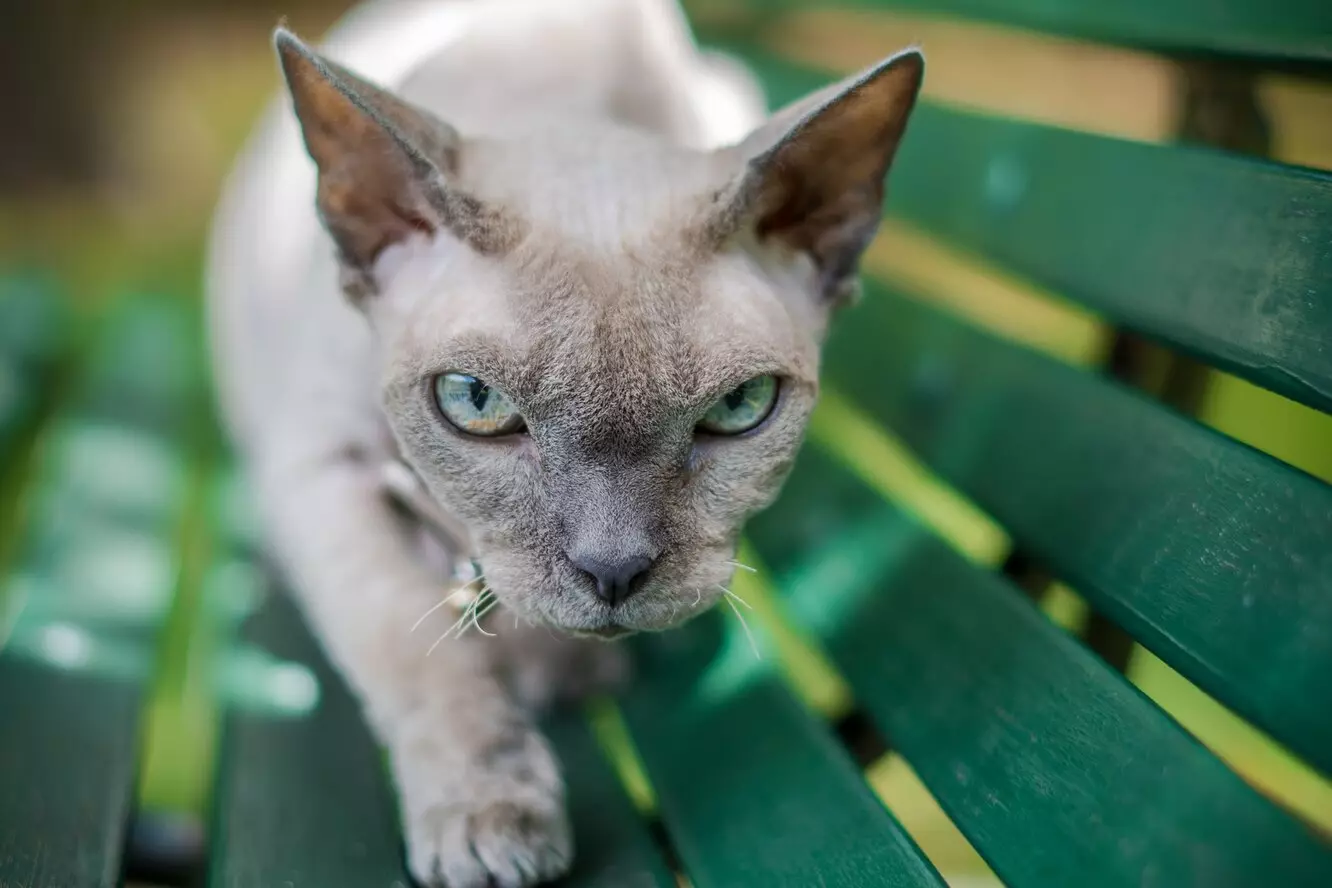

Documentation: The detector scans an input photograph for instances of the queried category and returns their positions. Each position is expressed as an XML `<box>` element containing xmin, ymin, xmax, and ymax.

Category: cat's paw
<box><xmin>405</xmin><ymin>796</ymin><xmax>572</xmax><ymax>888</ymax></box>
<box><xmin>396</xmin><ymin>722</ymin><xmax>570</xmax><ymax>887</ymax></box>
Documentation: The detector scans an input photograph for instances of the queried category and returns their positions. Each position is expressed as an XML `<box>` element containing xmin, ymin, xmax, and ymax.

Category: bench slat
<box><xmin>731</xmin><ymin>46</ymin><xmax>1332</xmax><ymax>414</ymax></box>
<box><xmin>718</xmin><ymin>0</ymin><xmax>1332</xmax><ymax>61</ymax></box>
<box><xmin>0</xmin><ymin>661</ymin><xmax>145</xmax><ymax>887</ymax></box>
<box><xmin>209</xmin><ymin>579</ymin><xmax>673</xmax><ymax>888</ymax></box>
<box><xmin>748</xmin><ymin>447</ymin><xmax>1332</xmax><ymax>887</ymax></box>
<box><xmin>0</xmin><ymin>297</ymin><xmax>195</xmax><ymax>888</ymax></box>
<box><xmin>622</xmin><ymin>619</ymin><xmax>946</xmax><ymax>888</ymax></box>
<box><xmin>0</xmin><ymin>277</ymin><xmax>65</xmax><ymax>477</ymax></box>
<box><xmin>208</xmin><ymin>581</ymin><xmax>412</xmax><ymax>888</ymax></box>
<box><xmin>821</xmin><ymin>276</ymin><xmax>1332</xmax><ymax>775</ymax></box>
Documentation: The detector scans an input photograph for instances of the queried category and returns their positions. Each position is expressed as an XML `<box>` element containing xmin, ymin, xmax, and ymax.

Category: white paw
<box><xmin>406</xmin><ymin>795</ymin><xmax>572</xmax><ymax>888</ymax></box>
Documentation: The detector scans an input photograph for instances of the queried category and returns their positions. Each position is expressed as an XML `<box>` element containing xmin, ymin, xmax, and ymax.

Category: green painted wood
<box><xmin>207</xmin><ymin>584</ymin><xmax>413</xmax><ymax>888</ymax></box>
<box><xmin>0</xmin><ymin>659</ymin><xmax>144</xmax><ymax>888</ymax></box>
<box><xmin>0</xmin><ymin>274</ymin><xmax>65</xmax><ymax>371</ymax></box>
<box><xmin>820</xmin><ymin>275</ymin><xmax>1332</xmax><ymax>775</ymax></box>
<box><xmin>711</xmin><ymin>0</ymin><xmax>1332</xmax><ymax>61</ymax></box>
<box><xmin>621</xmin><ymin>617</ymin><xmax>946</xmax><ymax>888</ymax></box>
<box><xmin>0</xmin><ymin>275</ymin><xmax>65</xmax><ymax>467</ymax></box>
<box><xmin>545</xmin><ymin>715</ymin><xmax>677</xmax><ymax>888</ymax></box>
<box><xmin>727</xmin><ymin>46</ymin><xmax>1332</xmax><ymax>415</ymax></box>
<box><xmin>748</xmin><ymin>446</ymin><xmax>1332</xmax><ymax>887</ymax></box>
<box><xmin>0</xmin><ymin>297</ymin><xmax>196</xmax><ymax>888</ymax></box>
<box><xmin>209</xmin><ymin>578</ymin><xmax>673</xmax><ymax>888</ymax></box>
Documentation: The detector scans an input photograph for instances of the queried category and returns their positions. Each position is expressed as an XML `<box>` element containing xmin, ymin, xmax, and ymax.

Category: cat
<box><xmin>205</xmin><ymin>0</ymin><xmax>922</xmax><ymax>884</ymax></box>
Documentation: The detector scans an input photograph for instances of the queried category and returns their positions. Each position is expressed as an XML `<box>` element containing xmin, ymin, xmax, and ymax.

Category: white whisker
<box><xmin>431</xmin><ymin>607</ymin><xmax>476</xmax><ymax>652</ymax></box>
<box><xmin>451</xmin><ymin>591</ymin><xmax>493</xmax><ymax>640</ymax></box>
<box><xmin>411</xmin><ymin>578</ymin><xmax>480</xmax><ymax>633</ymax></box>
<box><xmin>726</xmin><ymin>560</ymin><xmax>757</xmax><ymax>573</ymax></box>
<box><xmin>469</xmin><ymin>594</ymin><xmax>500</xmax><ymax>637</ymax></box>
<box><xmin>694</xmin><ymin>587</ymin><xmax>703</xmax><ymax>607</ymax></box>
<box><xmin>724</xmin><ymin>593</ymin><xmax>761</xmax><ymax>660</ymax></box>
<box><xmin>717</xmin><ymin>584</ymin><xmax>752</xmax><ymax>610</ymax></box>
<box><xmin>432</xmin><ymin>589</ymin><xmax>492</xmax><ymax>649</ymax></box>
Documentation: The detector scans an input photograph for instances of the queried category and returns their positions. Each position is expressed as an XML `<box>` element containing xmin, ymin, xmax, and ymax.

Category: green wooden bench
<box><xmin>3</xmin><ymin>0</ymin><xmax>1331</xmax><ymax>885</ymax></box>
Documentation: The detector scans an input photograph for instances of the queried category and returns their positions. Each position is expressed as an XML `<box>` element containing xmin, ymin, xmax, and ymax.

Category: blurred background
<box><xmin>1</xmin><ymin>1</ymin><xmax>1330</xmax><ymax>886</ymax></box>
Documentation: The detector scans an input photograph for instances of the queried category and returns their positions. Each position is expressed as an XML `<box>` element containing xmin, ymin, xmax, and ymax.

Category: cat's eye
<box><xmin>698</xmin><ymin>375</ymin><xmax>779</xmax><ymax>435</ymax></box>
<box><xmin>433</xmin><ymin>373</ymin><xmax>525</xmax><ymax>436</ymax></box>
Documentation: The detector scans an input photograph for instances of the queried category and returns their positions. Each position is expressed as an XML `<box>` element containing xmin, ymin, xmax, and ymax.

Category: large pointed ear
<box><xmin>712</xmin><ymin>48</ymin><xmax>924</xmax><ymax>307</ymax></box>
<box><xmin>273</xmin><ymin>29</ymin><xmax>503</xmax><ymax>297</ymax></box>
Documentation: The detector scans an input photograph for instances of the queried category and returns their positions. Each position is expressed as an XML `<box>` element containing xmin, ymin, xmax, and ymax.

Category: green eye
<box><xmin>698</xmin><ymin>375</ymin><xmax>779</xmax><ymax>435</ymax></box>
<box><xmin>434</xmin><ymin>373</ymin><xmax>525</xmax><ymax>436</ymax></box>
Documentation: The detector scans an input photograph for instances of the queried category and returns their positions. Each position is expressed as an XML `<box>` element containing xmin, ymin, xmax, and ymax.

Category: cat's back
<box><xmin>205</xmin><ymin>0</ymin><xmax>764</xmax><ymax>462</ymax></box>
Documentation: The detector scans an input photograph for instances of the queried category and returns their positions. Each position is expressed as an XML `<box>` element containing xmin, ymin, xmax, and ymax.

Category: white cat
<box><xmin>206</xmin><ymin>1</ymin><xmax>921</xmax><ymax>884</ymax></box>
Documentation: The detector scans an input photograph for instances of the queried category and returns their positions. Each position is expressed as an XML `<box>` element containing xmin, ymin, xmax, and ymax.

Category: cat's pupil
<box><xmin>468</xmin><ymin>378</ymin><xmax>490</xmax><ymax>412</ymax></box>
<box><xmin>724</xmin><ymin>384</ymin><xmax>748</xmax><ymax>411</ymax></box>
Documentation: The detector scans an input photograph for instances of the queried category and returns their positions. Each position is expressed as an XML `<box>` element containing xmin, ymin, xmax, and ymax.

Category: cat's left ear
<box><xmin>712</xmin><ymin>48</ymin><xmax>924</xmax><ymax>307</ymax></box>
<box><xmin>274</xmin><ymin>29</ymin><xmax>504</xmax><ymax>299</ymax></box>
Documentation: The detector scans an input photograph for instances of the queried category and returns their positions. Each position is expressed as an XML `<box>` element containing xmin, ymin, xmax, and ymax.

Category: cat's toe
<box><xmin>407</xmin><ymin>798</ymin><xmax>572</xmax><ymax>888</ymax></box>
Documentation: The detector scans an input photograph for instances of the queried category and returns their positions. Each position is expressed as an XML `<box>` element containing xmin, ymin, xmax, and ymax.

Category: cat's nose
<box><xmin>572</xmin><ymin>553</ymin><xmax>654</xmax><ymax>607</ymax></box>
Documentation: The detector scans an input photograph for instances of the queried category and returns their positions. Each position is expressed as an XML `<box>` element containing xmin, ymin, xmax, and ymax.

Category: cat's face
<box><xmin>374</xmin><ymin>142</ymin><xmax>823</xmax><ymax>632</ymax></box>
<box><xmin>275</xmin><ymin>30</ymin><xmax>922</xmax><ymax>635</ymax></box>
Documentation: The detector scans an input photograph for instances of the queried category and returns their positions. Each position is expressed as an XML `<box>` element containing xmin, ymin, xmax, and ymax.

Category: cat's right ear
<box><xmin>274</xmin><ymin>29</ymin><xmax>502</xmax><ymax>296</ymax></box>
<box><xmin>708</xmin><ymin>48</ymin><xmax>923</xmax><ymax>309</ymax></box>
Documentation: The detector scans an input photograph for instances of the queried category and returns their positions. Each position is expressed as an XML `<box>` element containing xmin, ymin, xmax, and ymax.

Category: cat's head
<box><xmin>275</xmin><ymin>30</ymin><xmax>922</xmax><ymax>636</ymax></box>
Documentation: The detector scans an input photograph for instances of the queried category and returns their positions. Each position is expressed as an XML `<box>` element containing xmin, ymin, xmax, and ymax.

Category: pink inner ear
<box><xmin>740</xmin><ymin>54</ymin><xmax>921</xmax><ymax>301</ymax></box>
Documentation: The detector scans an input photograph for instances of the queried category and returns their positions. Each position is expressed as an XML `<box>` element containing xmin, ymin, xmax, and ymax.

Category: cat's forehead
<box><xmin>458</xmin><ymin>124</ymin><xmax>726</xmax><ymax>251</ymax></box>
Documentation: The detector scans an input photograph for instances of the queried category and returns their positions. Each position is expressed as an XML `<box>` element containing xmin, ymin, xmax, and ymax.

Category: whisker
<box><xmin>717</xmin><ymin>584</ymin><xmax>753</xmax><ymax>610</ymax></box>
<box><xmin>411</xmin><ymin>578</ymin><xmax>481</xmax><ymax>633</ymax></box>
<box><xmin>726</xmin><ymin>560</ymin><xmax>757</xmax><ymax>574</ymax></box>
<box><xmin>427</xmin><ymin>613</ymin><xmax>467</xmax><ymax>655</ymax></box>
<box><xmin>433</xmin><ymin>589</ymin><xmax>491</xmax><ymax>649</ymax></box>
<box><xmin>450</xmin><ymin>591</ymin><xmax>493</xmax><ymax>641</ymax></box>
<box><xmin>426</xmin><ymin>633</ymin><xmax>450</xmax><ymax>657</ymax></box>
<box><xmin>431</xmin><ymin>605</ymin><xmax>477</xmax><ymax>652</ymax></box>
<box><xmin>694</xmin><ymin>587</ymin><xmax>703</xmax><ymax>607</ymax></box>
<box><xmin>724</xmin><ymin>593</ymin><xmax>761</xmax><ymax>660</ymax></box>
<box><xmin>469</xmin><ymin>593</ymin><xmax>500</xmax><ymax>637</ymax></box>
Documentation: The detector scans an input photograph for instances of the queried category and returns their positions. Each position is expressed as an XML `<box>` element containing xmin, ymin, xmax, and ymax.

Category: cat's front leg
<box><xmin>262</xmin><ymin>457</ymin><xmax>572</xmax><ymax>887</ymax></box>
<box><xmin>391</xmin><ymin>680</ymin><xmax>571</xmax><ymax>888</ymax></box>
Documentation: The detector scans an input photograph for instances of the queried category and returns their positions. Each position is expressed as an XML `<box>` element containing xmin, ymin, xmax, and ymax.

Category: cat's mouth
<box><xmin>583</xmin><ymin>625</ymin><xmax>632</xmax><ymax>640</ymax></box>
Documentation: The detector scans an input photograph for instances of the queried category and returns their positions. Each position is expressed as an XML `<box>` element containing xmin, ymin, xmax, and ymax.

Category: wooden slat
<box><xmin>0</xmin><ymin>275</ymin><xmax>64</xmax><ymax>369</ymax></box>
<box><xmin>545</xmin><ymin>715</ymin><xmax>677</xmax><ymax>888</ymax></box>
<box><xmin>821</xmin><ymin>275</ymin><xmax>1332</xmax><ymax>775</ymax></box>
<box><xmin>0</xmin><ymin>276</ymin><xmax>65</xmax><ymax>467</ymax></box>
<box><xmin>748</xmin><ymin>447</ymin><xmax>1332</xmax><ymax>887</ymax></box>
<box><xmin>0</xmin><ymin>659</ymin><xmax>145</xmax><ymax>888</ymax></box>
<box><xmin>761</xmin><ymin>6</ymin><xmax>1180</xmax><ymax>144</ymax></box>
<box><xmin>701</xmin><ymin>0</ymin><xmax>1332</xmax><ymax>61</ymax></box>
<box><xmin>207</xmin><ymin>583</ymin><xmax>413</xmax><ymax>888</ymax></box>
<box><xmin>0</xmin><ymin>297</ymin><xmax>195</xmax><ymax>888</ymax></box>
<box><xmin>209</xmin><ymin>577</ymin><xmax>672</xmax><ymax>888</ymax></box>
<box><xmin>621</xmin><ymin>617</ymin><xmax>946</xmax><ymax>888</ymax></box>
<box><xmin>729</xmin><ymin>45</ymin><xmax>1332</xmax><ymax>415</ymax></box>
